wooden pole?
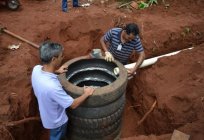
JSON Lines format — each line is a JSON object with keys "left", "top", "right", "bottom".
{"left": 2, "top": 28, "right": 39, "bottom": 49}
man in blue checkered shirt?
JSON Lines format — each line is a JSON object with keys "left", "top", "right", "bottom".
{"left": 100, "top": 23, "right": 145, "bottom": 76}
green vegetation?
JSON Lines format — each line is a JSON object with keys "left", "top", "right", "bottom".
{"left": 138, "top": 1, "right": 149, "bottom": 9}
{"left": 148, "top": 0, "right": 158, "bottom": 6}
{"left": 117, "top": 0, "right": 159, "bottom": 10}
{"left": 139, "top": 0, "right": 158, "bottom": 9}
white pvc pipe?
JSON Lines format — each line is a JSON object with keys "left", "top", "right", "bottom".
{"left": 125, "top": 47, "right": 193, "bottom": 69}
{"left": 114, "top": 47, "right": 193, "bottom": 75}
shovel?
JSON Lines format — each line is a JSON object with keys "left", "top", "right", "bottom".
{"left": 0, "top": 26, "right": 39, "bottom": 49}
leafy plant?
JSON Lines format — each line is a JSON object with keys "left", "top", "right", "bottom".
{"left": 148, "top": 0, "right": 158, "bottom": 6}
{"left": 138, "top": 0, "right": 158, "bottom": 9}
{"left": 138, "top": 1, "right": 149, "bottom": 9}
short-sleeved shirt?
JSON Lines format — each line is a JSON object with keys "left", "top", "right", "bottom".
{"left": 31, "top": 65, "right": 74, "bottom": 129}
{"left": 103, "top": 28, "right": 144, "bottom": 64}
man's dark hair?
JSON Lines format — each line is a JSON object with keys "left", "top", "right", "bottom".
{"left": 39, "top": 41, "right": 63, "bottom": 64}
{"left": 124, "top": 23, "right": 139, "bottom": 36}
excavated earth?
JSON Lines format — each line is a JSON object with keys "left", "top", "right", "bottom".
{"left": 0, "top": 0, "right": 204, "bottom": 139}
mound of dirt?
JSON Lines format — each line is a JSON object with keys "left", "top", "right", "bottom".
{"left": 125, "top": 44, "right": 204, "bottom": 140}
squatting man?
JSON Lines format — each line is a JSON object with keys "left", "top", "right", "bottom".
{"left": 100, "top": 23, "right": 145, "bottom": 76}
{"left": 31, "top": 41, "right": 95, "bottom": 140}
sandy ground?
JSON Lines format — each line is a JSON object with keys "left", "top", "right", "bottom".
{"left": 0, "top": 0, "right": 204, "bottom": 139}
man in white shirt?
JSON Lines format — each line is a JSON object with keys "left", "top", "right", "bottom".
{"left": 31, "top": 41, "right": 94, "bottom": 140}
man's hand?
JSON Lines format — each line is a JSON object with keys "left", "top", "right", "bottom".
{"left": 55, "top": 64, "right": 68, "bottom": 74}
{"left": 70, "top": 86, "right": 95, "bottom": 109}
{"left": 127, "top": 68, "right": 136, "bottom": 77}
{"left": 105, "top": 51, "right": 114, "bottom": 62}
{"left": 84, "top": 86, "right": 95, "bottom": 96}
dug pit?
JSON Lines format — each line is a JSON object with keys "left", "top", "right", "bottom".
{"left": 0, "top": 0, "right": 204, "bottom": 139}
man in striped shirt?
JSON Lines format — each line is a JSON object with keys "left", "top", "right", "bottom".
{"left": 100, "top": 23, "right": 145, "bottom": 76}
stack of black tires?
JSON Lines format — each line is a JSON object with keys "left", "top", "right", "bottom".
{"left": 59, "top": 58, "right": 128, "bottom": 140}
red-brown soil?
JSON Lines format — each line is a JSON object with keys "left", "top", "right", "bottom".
{"left": 0, "top": 0, "right": 204, "bottom": 139}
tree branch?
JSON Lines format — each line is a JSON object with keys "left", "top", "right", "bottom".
{"left": 137, "top": 100, "right": 157, "bottom": 126}
{"left": 2, "top": 117, "right": 40, "bottom": 127}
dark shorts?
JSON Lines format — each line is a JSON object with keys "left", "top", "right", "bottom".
{"left": 50, "top": 122, "right": 67, "bottom": 140}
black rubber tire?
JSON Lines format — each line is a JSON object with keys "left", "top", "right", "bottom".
{"left": 68, "top": 93, "right": 125, "bottom": 118}
{"left": 67, "top": 93, "right": 125, "bottom": 139}
{"left": 69, "top": 70, "right": 116, "bottom": 87}
{"left": 67, "top": 119, "right": 122, "bottom": 140}
{"left": 59, "top": 58, "right": 127, "bottom": 140}
{"left": 70, "top": 118, "right": 121, "bottom": 137}
{"left": 66, "top": 59, "right": 118, "bottom": 77}
{"left": 58, "top": 58, "right": 128, "bottom": 107}
{"left": 69, "top": 99, "right": 125, "bottom": 129}
{"left": 67, "top": 124, "right": 122, "bottom": 140}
